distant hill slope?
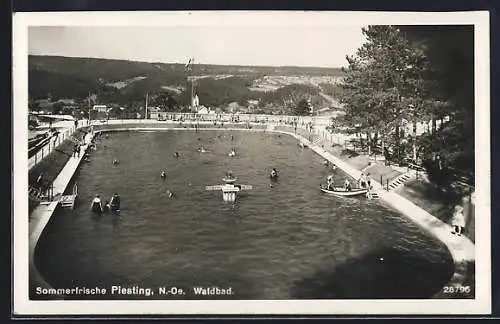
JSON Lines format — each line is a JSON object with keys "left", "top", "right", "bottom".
{"left": 28, "top": 55, "right": 344, "bottom": 109}
{"left": 29, "top": 55, "right": 343, "bottom": 79}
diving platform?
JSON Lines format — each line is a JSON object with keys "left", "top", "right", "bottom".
{"left": 205, "top": 178, "right": 252, "bottom": 202}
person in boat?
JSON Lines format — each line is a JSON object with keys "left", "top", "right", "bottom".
{"left": 110, "top": 192, "right": 121, "bottom": 212}
{"left": 90, "top": 195, "right": 103, "bottom": 213}
{"left": 344, "top": 178, "right": 352, "bottom": 191}
{"left": 270, "top": 168, "right": 278, "bottom": 178}
{"left": 359, "top": 173, "right": 367, "bottom": 189}
{"left": 160, "top": 170, "right": 167, "bottom": 180}
{"left": 327, "top": 175, "right": 335, "bottom": 190}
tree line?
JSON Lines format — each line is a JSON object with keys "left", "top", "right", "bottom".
{"left": 337, "top": 25, "right": 474, "bottom": 195}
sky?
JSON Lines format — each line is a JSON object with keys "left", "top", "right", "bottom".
{"left": 28, "top": 25, "right": 367, "bottom": 68}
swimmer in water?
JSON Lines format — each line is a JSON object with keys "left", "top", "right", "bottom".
{"left": 161, "top": 171, "right": 166, "bottom": 180}
{"left": 174, "top": 152, "right": 180, "bottom": 159}
{"left": 110, "top": 192, "right": 121, "bottom": 212}
{"left": 90, "top": 195, "right": 103, "bottom": 213}
{"left": 103, "top": 200, "right": 110, "bottom": 213}
{"left": 113, "top": 159, "right": 119, "bottom": 165}
{"left": 166, "top": 190, "right": 174, "bottom": 198}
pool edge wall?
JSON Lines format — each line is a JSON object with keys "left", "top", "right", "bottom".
{"left": 29, "top": 122, "right": 474, "bottom": 299}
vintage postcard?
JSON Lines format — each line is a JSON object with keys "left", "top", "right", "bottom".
{"left": 12, "top": 10, "right": 491, "bottom": 315}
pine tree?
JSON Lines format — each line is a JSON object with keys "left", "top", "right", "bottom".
{"left": 338, "top": 26, "right": 435, "bottom": 162}
{"left": 294, "top": 98, "right": 311, "bottom": 116}
{"left": 399, "top": 26, "right": 474, "bottom": 187}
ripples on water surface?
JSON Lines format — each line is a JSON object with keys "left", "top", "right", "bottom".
{"left": 34, "top": 130, "right": 454, "bottom": 299}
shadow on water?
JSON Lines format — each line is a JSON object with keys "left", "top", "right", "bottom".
{"left": 289, "top": 247, "right": 454, "bottom": 299}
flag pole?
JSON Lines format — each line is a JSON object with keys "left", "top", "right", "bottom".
{"left": 88, "top": 91, "right": 91, "bottom": 126}
{"left": 145, "top": 92, "right": 148, "bottom": 119}
{"left": 191, "top": 58, "right": 194, "bottom": 112}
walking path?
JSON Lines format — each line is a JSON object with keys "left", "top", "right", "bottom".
{"left": 29, "top": 130, "right": 94, "bottom": 292}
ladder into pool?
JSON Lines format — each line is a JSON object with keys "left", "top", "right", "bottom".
{"left": 59, "top": 183, "right": 78, "bottom": 209}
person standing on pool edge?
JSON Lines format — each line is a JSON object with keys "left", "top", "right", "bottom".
{"left": 110, "top": 192, "right": 121, "bottom": 212}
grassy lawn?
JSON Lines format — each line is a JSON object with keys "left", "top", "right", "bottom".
{"left": 397, "top": 179, "right": 475, "bottom": 243}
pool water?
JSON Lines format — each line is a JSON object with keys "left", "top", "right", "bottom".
{"left": 34, "top": 130, "right": 454, "bottom": 299}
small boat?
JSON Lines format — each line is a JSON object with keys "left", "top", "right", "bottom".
{"left": 320, "top": 185, "right": 368, "bottom": 197}
{"left": 222, "top": 177, "right": 238, "bottom": 183}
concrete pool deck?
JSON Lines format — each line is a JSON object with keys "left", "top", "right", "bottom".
{"left": 28, "top": 121, "right": 475, "bottom": 298}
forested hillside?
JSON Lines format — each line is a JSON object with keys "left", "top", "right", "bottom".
{"left": 28, "top": 55, "right": 344, "bottom": 114}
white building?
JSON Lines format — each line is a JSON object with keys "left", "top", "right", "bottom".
{"left": 191, "top": 94, "right": 200, "bottom": 111}
{"left": 92, "top": 105, "right": 109, "bottom": 113}
{"left": 197, "top": 106, "right": 210, "bottom": 114}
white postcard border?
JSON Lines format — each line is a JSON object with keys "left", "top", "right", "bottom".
{"left": 12, "top": 10, "right": 491, "bottom": 315}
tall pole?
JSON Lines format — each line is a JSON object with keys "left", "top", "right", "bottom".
{"left": 145, "top": 92, "right": 148, "bottom": 119}
{"left": 191, "top": 78, "right": 194, "bottom": 111}
{"left": 88, "top": 91, "right": 91, "bottom": 126}
{"left": 191, "top": 58, "right": 195, "bottom": 112}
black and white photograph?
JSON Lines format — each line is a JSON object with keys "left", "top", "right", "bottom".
{"left": 13, "top": 11, "right": 490, "bottom": 315}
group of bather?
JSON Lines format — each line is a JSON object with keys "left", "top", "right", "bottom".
{"left": 91, "top": 192, "right": 121, "bottom": 214}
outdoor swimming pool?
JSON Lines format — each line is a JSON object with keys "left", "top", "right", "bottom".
{"left": 33, "top": 130, "right": 454, "bottom": 299}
